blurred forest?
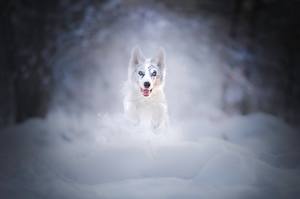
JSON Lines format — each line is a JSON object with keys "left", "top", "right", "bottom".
{"left": 0, "top": 0, "right": 299, "bottom": 127}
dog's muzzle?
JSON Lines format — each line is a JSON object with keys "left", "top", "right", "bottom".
{"left": 140, "top": 88, "right": 152, "bottom": 97}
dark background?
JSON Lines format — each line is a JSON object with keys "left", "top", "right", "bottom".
{"left": 0, "top": 0, "right": 299, "bottom": 127}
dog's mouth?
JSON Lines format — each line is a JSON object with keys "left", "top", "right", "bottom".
{"left": 140, "top": 88, "right": 152, "bottom": 97}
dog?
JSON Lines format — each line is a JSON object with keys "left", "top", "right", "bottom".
{"left": 123, "top": 47, "right": 168, "bottom": 130}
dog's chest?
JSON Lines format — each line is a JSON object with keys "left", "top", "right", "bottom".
{"left": 135, "top": 100, "right": 161, "bottom": 125}
{"left": 134, "top": 92, "right": 164, "bottom": 113}
{"left": 136, "top": 98, "right": 160, "bottom": 113}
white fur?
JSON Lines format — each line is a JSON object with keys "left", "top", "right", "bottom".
{"left": 123, "top": 47, "right": 168, "bottom": 130}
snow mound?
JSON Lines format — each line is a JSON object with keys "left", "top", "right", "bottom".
{"left": 0, "top": 111, "right": 299, "bottom": 199}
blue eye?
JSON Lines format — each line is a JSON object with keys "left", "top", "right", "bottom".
{"left": 151, "top": 71, "right": 157, "bottom": 76}
{"left": 138, "top": 71, "right": 144, "bottom": 77}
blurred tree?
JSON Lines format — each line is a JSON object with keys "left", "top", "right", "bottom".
{"left": 0, "top": 0, "right": 57, "bottom": 125}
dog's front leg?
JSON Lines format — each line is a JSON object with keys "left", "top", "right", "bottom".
{"left": 124, "top": 102, "right": 140, "bottom": 125}
{"left": 151, "top": 104, "right": 168, "bottom": 131}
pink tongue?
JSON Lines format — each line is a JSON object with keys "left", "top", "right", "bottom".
{"left": 143, "top": 89, "right": 150, "bottom": 96}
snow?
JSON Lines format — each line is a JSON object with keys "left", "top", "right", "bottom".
{"left": 0, "top": 2, "right": 300, "bottom": 199}
{"left": 1, "top": 112, "right": 299, "bottom": 199}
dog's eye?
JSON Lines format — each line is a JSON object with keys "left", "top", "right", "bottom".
{"left": 138, "top": 71, "right": 144, "bottom": 77}
{"left": 151, "top": 71, "right": 157, "bottom": 77}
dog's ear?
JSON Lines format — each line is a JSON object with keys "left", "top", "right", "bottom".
{"left": 128, "top": 46, "right": 145, "bottom": 80}
{"left": 130, "top": 46, "right": 145, "bottom": 66}
{"left": 153, "top": 47, "right": 166, "bottom": 78}
{"left": 153, "top": 47, "right": 166, "bottom": 69}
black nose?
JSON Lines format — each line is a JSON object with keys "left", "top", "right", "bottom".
{"left": 144, "top": 81, "right": 150, "bottom": 88}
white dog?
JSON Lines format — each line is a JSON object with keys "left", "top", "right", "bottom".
{"left": 123, "top": 47, "right": 168, "bottom": 130}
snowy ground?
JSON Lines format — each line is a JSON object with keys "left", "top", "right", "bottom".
{"left": 0, "top": 2, "right": 300, "bottom": 199}
{"left": 1, "top": 112, "right": 299, "bottom": 199}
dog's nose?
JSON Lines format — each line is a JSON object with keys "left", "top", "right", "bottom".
{"left": 144, "top": 81, "right": 151, "bottom": 88}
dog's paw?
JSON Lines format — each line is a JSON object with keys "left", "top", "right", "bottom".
{"left": 151, "top": 121, "right": 167, "bottom": 134}
{"left": 126, "top": 117, "right": 140, "bottom": 126}
{"left": 152, "top": 124, "right": 161, "bottom": 133}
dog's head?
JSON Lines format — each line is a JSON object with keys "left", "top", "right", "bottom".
{"left": 128, "top": 47, "right": 166, "bottom": 97}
